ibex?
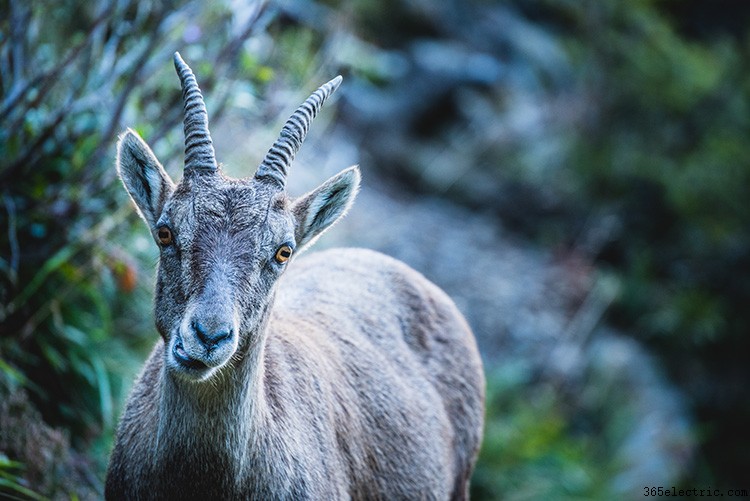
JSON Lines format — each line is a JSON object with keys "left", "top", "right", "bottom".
{"left": 106, "top": 53, "right": 485, "bottom": 500}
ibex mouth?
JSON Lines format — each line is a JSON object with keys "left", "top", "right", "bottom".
{"left": 172, "top": 336, "right": 209, "bottom": 372}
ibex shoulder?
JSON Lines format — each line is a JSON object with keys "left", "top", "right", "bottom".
{"left": 274, "top": 247, "right": 476, "bottom": 365}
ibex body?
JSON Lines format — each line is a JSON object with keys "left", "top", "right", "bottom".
{"left": 106, "top": 53, "right": 485, "bottom": 500}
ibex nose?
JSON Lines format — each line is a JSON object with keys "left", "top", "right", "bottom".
{"left": 191, "top": 319, "right": 233, "bottom": 349}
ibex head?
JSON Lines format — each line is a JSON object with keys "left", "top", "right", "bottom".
{"left": 117, "top": 53, "right": 359, "bottom": 382}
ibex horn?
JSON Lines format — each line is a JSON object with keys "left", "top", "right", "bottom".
{"left": 255, "top": 76, "right": 343, "bottom": 188}
{"left": 174, "top": 52, "right": 218, "bottom": 172}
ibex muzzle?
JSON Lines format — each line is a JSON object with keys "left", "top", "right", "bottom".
{"left": 173, "top": 270, "right": 237, "bottom": 372}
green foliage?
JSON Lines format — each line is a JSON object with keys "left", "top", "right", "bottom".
{"left": 532, "top": 3, "right": 750, "bottom": 484}
{"left": 505, "top": 1, "right": 750, "bottom": 356}
{"left": 0, "top": 453, "right": 47, "bottom": 501}
{"left": 0, "top": 454, "right": 42, "bottom": 501}
{"left": 472, "top": 369, "right": 614, "bottom": 501}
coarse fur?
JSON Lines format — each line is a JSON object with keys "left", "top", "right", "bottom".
{"left": 106, "top": 55, "right": 485, "bottom": 500}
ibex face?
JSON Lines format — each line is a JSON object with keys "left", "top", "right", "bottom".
{"left": 146, "top": 174, "right": 295, "bottom": 381}
{"left": 117, "top": 53, "right": 359, "bottom": 382}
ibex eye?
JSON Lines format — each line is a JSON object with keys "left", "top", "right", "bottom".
{"left": 157, "top": 227, "right": 173, "bottom": 246}
{"left": 275, "top": 245, "right": 293, "bottom": 264}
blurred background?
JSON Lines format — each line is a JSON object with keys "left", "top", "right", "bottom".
{"left": 1, "top": 0, "right": 749, "bottom": 499}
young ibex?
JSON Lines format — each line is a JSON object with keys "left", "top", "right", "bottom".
{"left": 106, "top": 53, "right": 485, "bottom": 500}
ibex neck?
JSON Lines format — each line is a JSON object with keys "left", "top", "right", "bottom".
{"left": 155, "top": 336, "right": 270, "bottom": 479}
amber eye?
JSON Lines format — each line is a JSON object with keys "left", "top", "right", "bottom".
{"left": 157, "top": 227, "right": 172, "bottom": 246}
{"left": 275, "top": 245, "right": 293, "bottom": 264}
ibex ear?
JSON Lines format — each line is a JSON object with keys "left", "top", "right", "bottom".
{"left": 117, "top": 129, "right": 175, "bottom": 230}
{"left": 291, "top": 166, "right": 360, "bottom": 250}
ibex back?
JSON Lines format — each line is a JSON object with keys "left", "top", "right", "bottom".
{"left": 106, "top": 53, "right": 485, "bottom": 500}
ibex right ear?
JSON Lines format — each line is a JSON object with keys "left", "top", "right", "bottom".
{"left": 291, "top": 166, "right": 360, "bottom": 251}
{"left": 117, "top": 129, "right": 175, "bottom": 230}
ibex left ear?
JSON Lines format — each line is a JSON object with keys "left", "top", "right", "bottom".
{"left": 117, "top": 129, "right": 175, "bottom": 231}
{"left": 291, "top": 166, "right": 360, "bottom": 250}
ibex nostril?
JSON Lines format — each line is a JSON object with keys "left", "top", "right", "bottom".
{"left": 192, "top": 319, "right": 232, "bottom": 348}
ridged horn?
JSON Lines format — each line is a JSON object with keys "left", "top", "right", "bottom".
{"left": 255, "top": 76, "right": 343, "bottom": 188}
{"left": 173, "top": 52, "right": 217, "bottom": 172}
